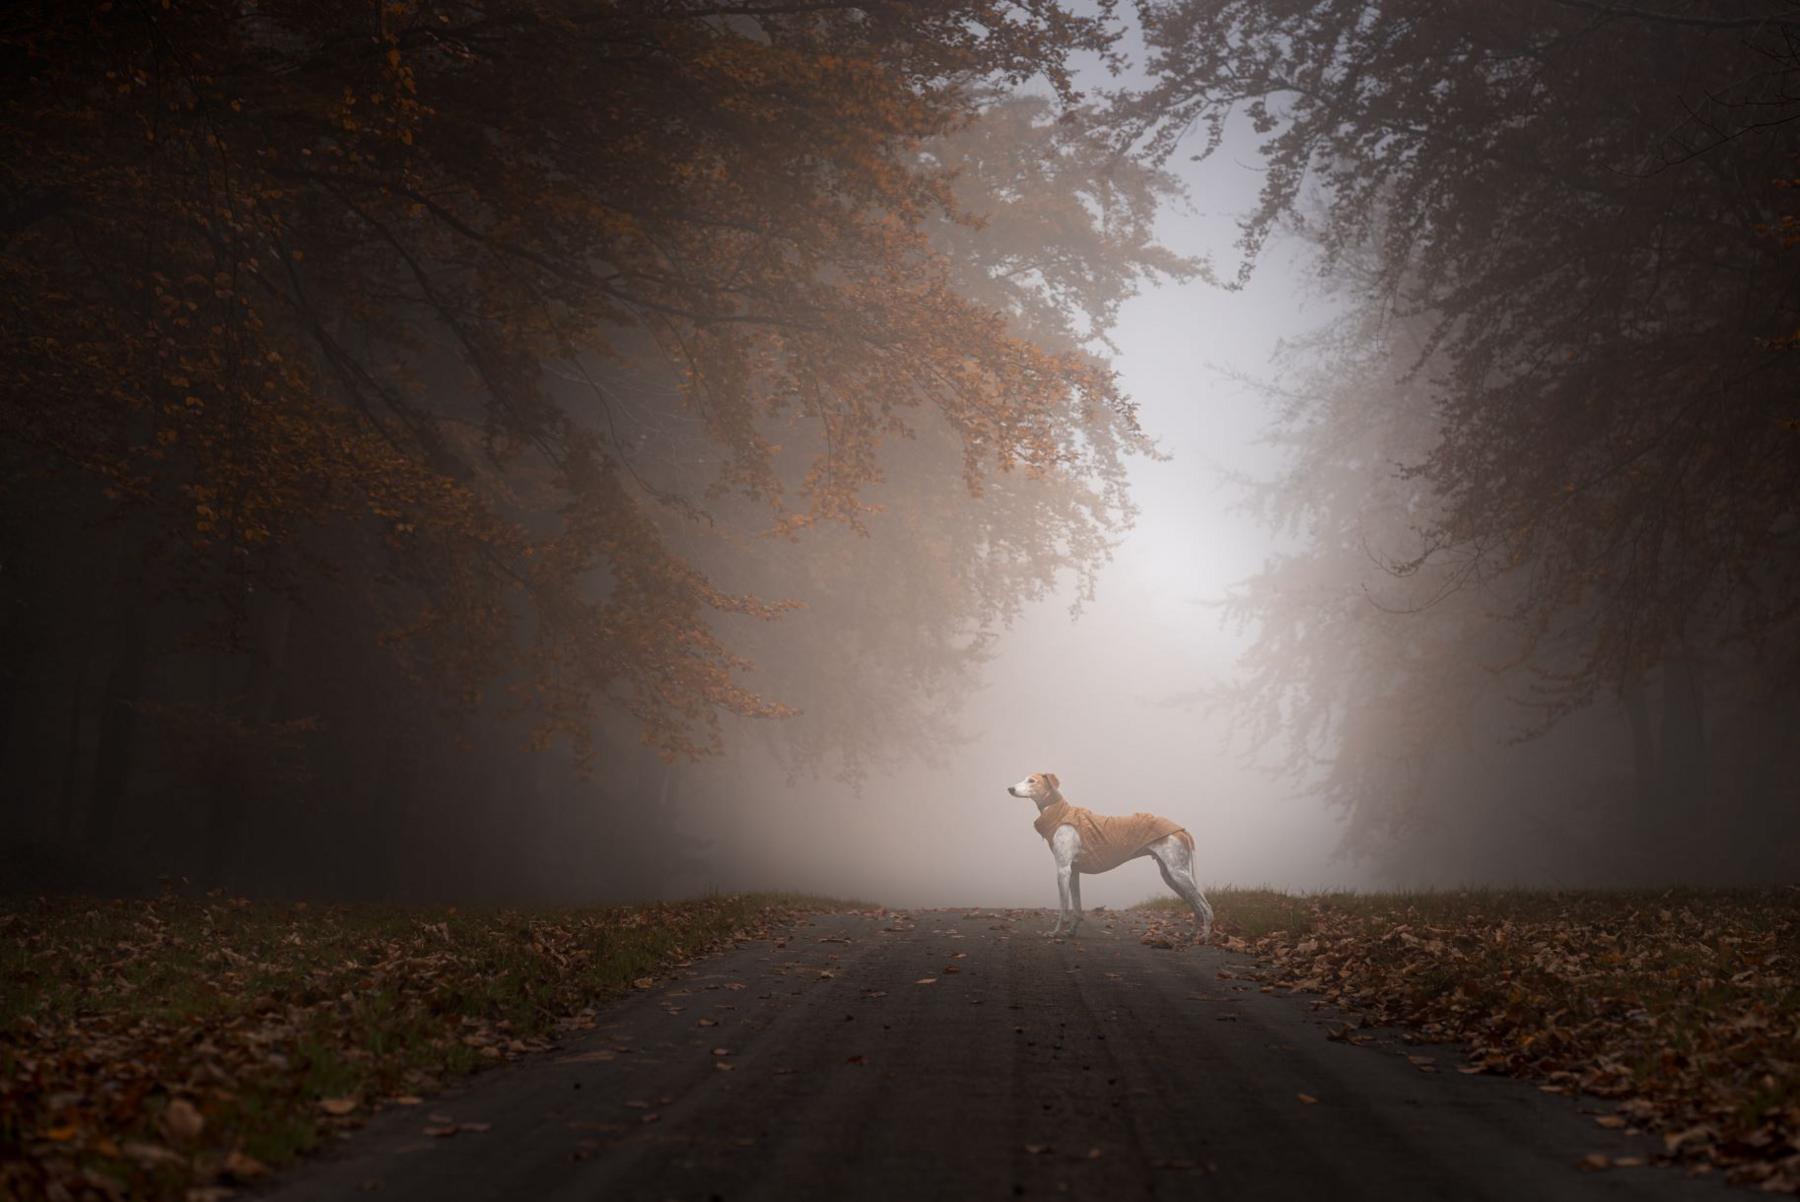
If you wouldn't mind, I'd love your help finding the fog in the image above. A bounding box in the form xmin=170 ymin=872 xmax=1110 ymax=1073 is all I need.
xmin=674 ymin=185 xmax=1364 ymax=906
xmin=7 ymin=1 xmax=1798 ymax=905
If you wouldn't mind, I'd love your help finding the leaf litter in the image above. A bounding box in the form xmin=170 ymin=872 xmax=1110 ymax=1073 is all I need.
xmin=1 ymin=892 xmax=857 ymax=1200
xmin=1136 ymin=888 xmax=1800 ymax=1191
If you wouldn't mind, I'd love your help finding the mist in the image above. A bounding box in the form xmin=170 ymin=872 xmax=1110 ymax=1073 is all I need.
xmin=5 ymin=0 xmax=1798 ymax=909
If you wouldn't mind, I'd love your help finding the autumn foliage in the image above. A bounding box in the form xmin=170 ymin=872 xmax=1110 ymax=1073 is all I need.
xmin=1 ymin=0 xmax=1140 ymax=771
xmin=0 ymin=0 xmax=1193 ymax=891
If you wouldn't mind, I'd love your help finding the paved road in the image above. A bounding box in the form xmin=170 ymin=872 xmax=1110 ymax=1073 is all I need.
xmin=260 ymin=908 xmax=1732 ymax=1202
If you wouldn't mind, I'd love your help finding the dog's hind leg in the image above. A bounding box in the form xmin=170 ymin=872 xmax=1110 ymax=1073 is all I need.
xmin=1068 ymin=870 xmax=1084 ymax=937
xmin=1152 ymin=836 xmax=1214 ymax=942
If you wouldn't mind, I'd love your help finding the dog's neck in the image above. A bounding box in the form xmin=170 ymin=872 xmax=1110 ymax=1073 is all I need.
xmin=1035 ymin=789 xmax=1066 ymax=813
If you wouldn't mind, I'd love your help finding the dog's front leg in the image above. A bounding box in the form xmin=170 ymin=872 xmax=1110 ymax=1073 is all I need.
xmin=1049 ymin=863 xmax=1073 ymax=938
xmin=1046 ymin=825 xmax=1080 ymax=938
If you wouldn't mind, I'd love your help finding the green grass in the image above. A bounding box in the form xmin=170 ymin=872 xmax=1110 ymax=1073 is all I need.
xmin=1134 ymin=885 xmax=1322 ymax=937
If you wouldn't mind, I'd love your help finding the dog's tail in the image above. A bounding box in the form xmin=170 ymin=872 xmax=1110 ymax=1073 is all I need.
xmin=1176 ymin=829 xmax=1195 ymax=852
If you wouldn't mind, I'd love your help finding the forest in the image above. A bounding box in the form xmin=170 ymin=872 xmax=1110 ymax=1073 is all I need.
xmin=3 ymin=0 xmax=1797 ymax=899
xmin=9 ymin=5 xmax=1800 ymax=1202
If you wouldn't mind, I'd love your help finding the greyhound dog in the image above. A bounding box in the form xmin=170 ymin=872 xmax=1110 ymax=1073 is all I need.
xmin=1008 ymin=771 xmax=1213 ymax=941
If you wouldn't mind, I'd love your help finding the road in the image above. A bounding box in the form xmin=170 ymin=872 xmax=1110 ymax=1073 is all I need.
xmin=260 ymin=908 xmax=1731 ymax=1202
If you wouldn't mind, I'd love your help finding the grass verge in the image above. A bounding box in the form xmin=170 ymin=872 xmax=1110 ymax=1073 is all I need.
xmin=1136 ymin=887 xmax=1800 ymax=1190
xmin=1 ymin=891 xmax=863 ymax=1201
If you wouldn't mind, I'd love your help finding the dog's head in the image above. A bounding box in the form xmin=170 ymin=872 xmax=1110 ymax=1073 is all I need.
xmin=1007 ymin=772 xmax=1060 ymax=801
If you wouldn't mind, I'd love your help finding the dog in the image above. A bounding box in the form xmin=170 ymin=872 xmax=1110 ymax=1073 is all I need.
xmin=1008 ymin=771 xmax=1213 ymax=941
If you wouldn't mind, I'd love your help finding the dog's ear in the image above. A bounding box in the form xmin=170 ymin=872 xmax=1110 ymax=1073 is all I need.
xmin=1045 ymin=773 xmax=1060 ymax=790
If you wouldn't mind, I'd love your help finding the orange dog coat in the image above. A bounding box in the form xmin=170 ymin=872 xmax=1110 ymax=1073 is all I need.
xmin=1032 ymin=798 xmax=1190 ymax=874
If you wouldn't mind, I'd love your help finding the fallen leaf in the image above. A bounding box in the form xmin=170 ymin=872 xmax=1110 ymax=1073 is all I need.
xmin=122 ymin=1141 xmax=185 ymax=1168
xmin=1664 ymin=1125 xmax=1716 ymax=1153
xmin=222 ymin=1149 xmax=268 ymax=1180
xmin=915 ymin=977 xmax=937 ymax=985
xmin=318 ymin=1096 xmax=358 ymax=1117
xmin=1297 ymin=1093 xmax=1318 ymax=1104
xmin=163 ymin=1098 xmax=205 ymax=1143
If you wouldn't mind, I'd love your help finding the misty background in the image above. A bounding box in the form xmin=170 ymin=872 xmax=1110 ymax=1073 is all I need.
xmin=5 ymin=0 xmax=1796 ymax=908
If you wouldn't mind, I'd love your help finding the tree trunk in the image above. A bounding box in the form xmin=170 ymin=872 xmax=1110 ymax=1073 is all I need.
xmin=57 ymin=648 xmax=91 ymax=844
xmin=371 ymin=717 xmax=419 ymax=901
xmin=1657 ymin=644 xmax=1708 ymax=819
xmin=201 ymin=589 xmax=294 ymax=889
xmin=1620 ymin=670 xmax=1657 ymax=813
xmin=84 ymin=593 xmax=149 ymax=852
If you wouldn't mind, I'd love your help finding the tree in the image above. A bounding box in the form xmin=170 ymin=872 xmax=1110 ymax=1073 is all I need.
xmin=1120 ymin=0 xmax=1800 ymax=717
xmin=2 ymin=0 xmax=1133 ymax=772
xmin=1218 ymin=235 xmax=1800 ymax=879
xmin=1 ymin=2 xmax=1203 ymax=888
xmin=1121 ymin=3 xmax=1800 ymax=869
xmin=687 ymin=93 xmax=1194 ymax=782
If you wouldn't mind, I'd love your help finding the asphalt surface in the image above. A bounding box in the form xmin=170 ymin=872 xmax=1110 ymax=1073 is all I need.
xmin=260 ymin=908 xmax=1735 ymax=1202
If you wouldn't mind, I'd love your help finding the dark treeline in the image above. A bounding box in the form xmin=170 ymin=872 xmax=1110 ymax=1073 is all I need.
xmin=6 ymin=0 xmax=1798 ymax=899
xmin=1130 ymin=0 xmax=1800 ymax=882
xmin=0 ymin=3 xmax=1185 ymax=898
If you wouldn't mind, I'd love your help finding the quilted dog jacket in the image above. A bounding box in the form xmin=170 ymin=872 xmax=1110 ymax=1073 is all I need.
xmin=1032 ymin=798 xmax=1189 ymax=874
